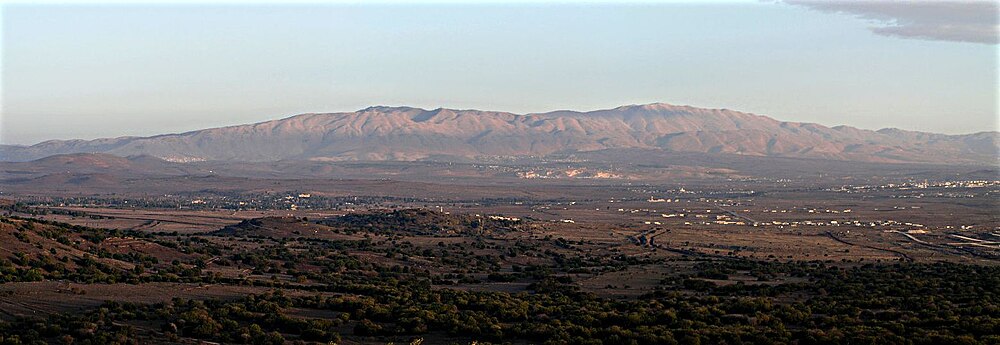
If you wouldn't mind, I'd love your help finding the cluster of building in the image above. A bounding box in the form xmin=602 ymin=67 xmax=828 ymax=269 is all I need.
xmin=515 ymin=168 xmax=624 ymax=179
xmin=828 ymin=180 xmax=1000 ymax=193
xmin=27 ymin=193 xmax=403 ymax=212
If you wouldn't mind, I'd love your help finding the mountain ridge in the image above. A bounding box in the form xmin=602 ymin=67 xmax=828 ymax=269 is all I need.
xmin=2 ymin=103 xmax=997 ymax=164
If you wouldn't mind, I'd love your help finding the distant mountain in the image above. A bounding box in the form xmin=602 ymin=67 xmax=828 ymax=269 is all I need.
xmin=2 ymin=103 xmax=997 ymax=164
xmin=0 ymin=153 xmax=212 ymax=189
xmin=0 ymin=153 xmax=202 ymax=175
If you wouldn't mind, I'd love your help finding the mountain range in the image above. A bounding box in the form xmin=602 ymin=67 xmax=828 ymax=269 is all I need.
xmin=2 ymin=103 xmax=997 ymax=164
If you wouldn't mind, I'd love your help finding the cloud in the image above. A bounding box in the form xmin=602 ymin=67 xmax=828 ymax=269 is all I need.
xmin=786 ymin=0 xmax=999 ymax=44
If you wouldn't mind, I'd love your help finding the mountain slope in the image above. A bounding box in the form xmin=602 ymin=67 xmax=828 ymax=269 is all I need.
xmin=2 ymin=103 xmax=996 ymax=164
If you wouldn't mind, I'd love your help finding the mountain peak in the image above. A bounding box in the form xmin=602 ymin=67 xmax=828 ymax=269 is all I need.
xmin=1 ymin=103 xmax=995 ymax=165
xmin=614 ymin=102 xmax=683 ymax=111
xmin=358 ymin=105 xmax=427 ymax=113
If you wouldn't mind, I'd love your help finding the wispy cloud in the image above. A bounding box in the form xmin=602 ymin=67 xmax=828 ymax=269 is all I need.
xmin=786 ymin=0 xmax=999 ymax=44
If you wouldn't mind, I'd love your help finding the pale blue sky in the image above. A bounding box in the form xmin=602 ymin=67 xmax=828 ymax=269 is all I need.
xmin=1 ymin=2 xmax=997 ymax=144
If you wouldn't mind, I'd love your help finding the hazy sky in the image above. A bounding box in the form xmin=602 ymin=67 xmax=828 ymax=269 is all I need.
xmin=1 ymin=1 xmax=997 ymax=145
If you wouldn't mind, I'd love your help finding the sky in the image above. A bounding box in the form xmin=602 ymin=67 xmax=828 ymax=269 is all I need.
xmin=1 ymin=1 xmax=997 ymax=145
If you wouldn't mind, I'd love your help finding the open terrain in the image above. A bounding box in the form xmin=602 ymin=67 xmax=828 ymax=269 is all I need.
xmin=0 ymin=160 xmax=997 ymax=344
